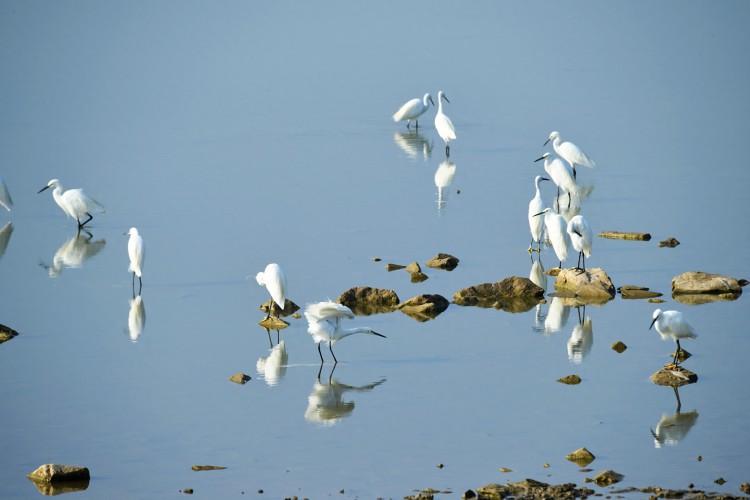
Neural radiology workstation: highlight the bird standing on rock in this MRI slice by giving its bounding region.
[649,309,697,365]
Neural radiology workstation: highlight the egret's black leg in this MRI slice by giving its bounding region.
[318,343,325,364]
[446,144,450,157]
[329,342,338,365]
[80,213,93,228]
[138,276,142,295]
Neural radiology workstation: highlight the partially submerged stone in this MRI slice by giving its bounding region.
[453,277,544,313]
[191,465,227,471]
[554,268,615,302]
[658,237,680,247]
[405,262,429,282]
[0,323,18,345]
[397,294,449,322]
[611,341,627,353]
[593,470,624,486]
[672,271,743,297]
[650,365,698,387]
[566,447,596,467]
[228,373,251,384]
[477,480,594,499]
[27,464,90,483]
[338,286,400,315]
[557,374,581,385]
[259,299,299,318]
[618,285,663,299]
[598,231,651,241]
[385,263,405,272]
[425,253,459,271]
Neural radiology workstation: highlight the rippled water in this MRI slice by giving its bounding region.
[1,2,749,498]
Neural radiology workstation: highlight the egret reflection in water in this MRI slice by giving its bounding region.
[39,231,106,278]
[543,296,571,335]
[0,176,12,212]
[0,222,13,262]
[393,130,433,161]
[304,365,386,426]
[651,387,699,448]
[435,159,456,215]
[567,308,593,364]
[127,295,146,342]
[256,340,288,387]
[529,255,548,333]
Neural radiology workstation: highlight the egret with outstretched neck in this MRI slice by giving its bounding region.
[434,91,456,157]
[305,301,386,364]
[38,179,105,229]
[544,131,595,178]
[392,93,434,129]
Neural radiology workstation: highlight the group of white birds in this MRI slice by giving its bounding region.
[392,91,456,157]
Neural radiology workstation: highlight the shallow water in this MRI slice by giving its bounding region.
[1,2,749,498]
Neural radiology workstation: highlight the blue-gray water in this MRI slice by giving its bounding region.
[1,2,749,498]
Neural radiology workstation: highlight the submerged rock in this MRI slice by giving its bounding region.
[566,447,596,467]
[397,294,449,322]
[259,299,299,318]
[554,268,615,302]
[618,285,663,299]
[228,373,251,384]
[672,271,744,303]
[658,237,680,247]
[405,261,429,282]
[593,470,624,486]
[338,286,400,315]
[191,465,227,471]
[557,375,582,385]
[27,464,90,483]
[385,263,405,272]
[611,341,628,353]
[598,231,651,241]
[453,277,544,313]
[425,253,459,271]
[0,323,18,345]
[476,479,595,499]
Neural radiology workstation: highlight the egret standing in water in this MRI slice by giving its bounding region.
[256,263,287,319]
[125,227,144,294]
[392,93,434,129]
[38,179,105,229]
[304,300,386,364]
[566,215,592,272]
[0,176,13,212]
[650,309,697,365]
[534,153,577,208]
[434,91,456,157]
[544,131,595,179]
[528,175,549,252]
[534,208,570,268]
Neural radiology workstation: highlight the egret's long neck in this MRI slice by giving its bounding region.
[52,186,64,208]
[437,98,444,114]
[552,136,561,153]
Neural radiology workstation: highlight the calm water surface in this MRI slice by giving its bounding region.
[1,2,749,498]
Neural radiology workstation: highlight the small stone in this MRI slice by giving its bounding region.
[658,237,680,247]
[191,465,227,471]
[425,253,459,271]
[371,257,381,262]
[557,375,582,385]
[258,489,264,494]
[0,323,19,344]
[228,373,251,384]
[566,447,596,467]
[498,467,512,473]
[618,285,663,299]
[697,455,702,461]
[543,463,550,468]
[714,477,726,485]
[437,463,444,469]
[183,488,194,494]
[740,482,750,494]
[611,341,627,353]
[462,490,477,500]
[593,470,624,486]
[385,263,405,272]
[648,298,667,303]
[338,488,345,493]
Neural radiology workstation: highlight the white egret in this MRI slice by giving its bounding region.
[125,227,144,294]
[544,131,595,178]
[566,215,592,272]
[534,153,577,208]
[37,179,105,229]
[528,175,549,251]
[304,300,386,364]
[650,309,697,365]
[392,93,435,129]
[256,263,287,319]
[434,91,456,157]
[534,208,570,268]
[0,176,13,212]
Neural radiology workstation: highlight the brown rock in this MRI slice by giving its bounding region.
[338,287,400,315]
[453,277,544,313]
[650,366,698,387]
[566,447,596,467]
[191,465,227,471]
[672,271,743,295]
[259,299,299,318]
[611,341,627,353]
[557,375,581,385]
[258,316,289,330]
[618,285,663,299]
[598,231,651,241]
[593,470,624,486]
[228,373,251,384]
[410,272,429,283]
[397,294,449,322]
[27,464,90,483]
[658,237,680,247]
[405,261,422,274]
[425,253,459,271]
[554,268,615,302]
[385,263,405,272]
[0,323,19,345]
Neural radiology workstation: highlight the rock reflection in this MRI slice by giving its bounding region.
[28,477,90,495]
[256,340,288,387]
[672,292,742,305]
[543,296,570,335]
[651,387,699,448]
[567,308,593,364]
[0,221,13,262]
[305,365,386,426]
[393,130,433,161]
[127,295,146,342]
[435,160,457,215]
[40,230,106,277]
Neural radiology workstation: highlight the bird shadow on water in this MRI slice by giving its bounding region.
[304,363,386,427]
[39,229,106,278]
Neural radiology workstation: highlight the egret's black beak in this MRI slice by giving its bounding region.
[429,96,435,106]
[533,211,546,217]
[37,185,50,194]
[373,331,386,338]
[543,137,551,146]
[649,318,657,330]
[444,95,450,104]
[541,177,550,181]
[534,155,545,163]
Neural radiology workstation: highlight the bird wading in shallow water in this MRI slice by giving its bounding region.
[256,263,287,320]
[125,227,144,294]
[392,93,434,129]
[528,175,550,252]
[38,179,105,229]
[649,309,697,365]
[434,91,456,157]
[544,131,595,179]
[304,300,386,364]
